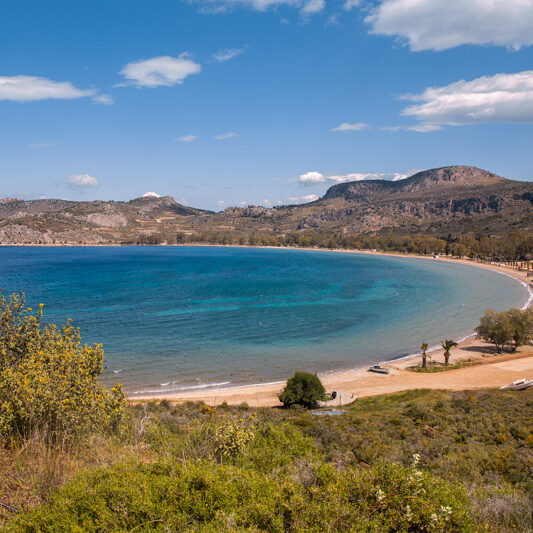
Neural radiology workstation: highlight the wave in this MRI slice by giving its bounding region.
[132,381,232,395]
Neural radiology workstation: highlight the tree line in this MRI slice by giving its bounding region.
[167,230,533,262]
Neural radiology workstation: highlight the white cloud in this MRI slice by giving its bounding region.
[325,13,340,26]
[380,124,442,133]
[67,174,99,188]
[176,134,198,142]
[343,0,360,10]
[366,0,533,51]
[301,0,325,15]
[118,55,201,88]
[285,194,320,204]
[299,171,326,184]
[400,70,533,127]
[298,170,413,186]
[192,0,320,15]
[217,200,226,206]
[301,194,319,202]
[142,191,161,198]
[92,94,114,105]
[215,131,239,140]
[0,75,95,102]
[330,122,439,133]
[331,121,368,132]
[402,124,442,132]
[212,48,245,62]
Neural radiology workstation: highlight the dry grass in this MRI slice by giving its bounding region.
[0,430,152,524]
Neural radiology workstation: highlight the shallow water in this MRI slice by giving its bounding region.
[0,246,527,394]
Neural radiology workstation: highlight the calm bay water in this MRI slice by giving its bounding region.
[0,246,528,394]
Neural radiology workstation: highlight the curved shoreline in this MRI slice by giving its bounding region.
[131,248,533,405]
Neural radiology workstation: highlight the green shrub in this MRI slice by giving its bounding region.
[213,419,255,460]
[10,456,472,532]
[245,422,318,471]
[0,292,127,443]
[278,372,327,408]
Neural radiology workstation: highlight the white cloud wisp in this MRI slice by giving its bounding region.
[176,134,198,142]
[118,55,201,88]
[285,194,320,204]
[331,121,368,132]
[92,94,114,105]
[212,48,246,62]
[298,170,413,186]
[215,131,239,140]
[0,75,96,102]
[67,174,99,188]
[194,0,323,15]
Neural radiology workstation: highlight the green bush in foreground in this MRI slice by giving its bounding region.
[213,419,255,460]
[10,456,471,532]
[278,372,327,408]
[0,292,127,443]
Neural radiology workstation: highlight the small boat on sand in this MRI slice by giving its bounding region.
[368,365,390,375]
[500,378,533,391]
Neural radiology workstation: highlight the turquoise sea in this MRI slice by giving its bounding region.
[0,246,528,395]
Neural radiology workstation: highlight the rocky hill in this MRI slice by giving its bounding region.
[323,166,506,200]
[0,196,212,244]
[1,166,533,244]
[290,166,533,234]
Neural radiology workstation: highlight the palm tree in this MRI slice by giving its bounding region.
[441,339,458,365]
[421,342,429,368]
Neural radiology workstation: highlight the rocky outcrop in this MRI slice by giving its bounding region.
[299,166,533,234]
[0,224,109,244]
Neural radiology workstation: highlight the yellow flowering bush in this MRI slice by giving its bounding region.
[213,418,255,460]
[0,292,127,443]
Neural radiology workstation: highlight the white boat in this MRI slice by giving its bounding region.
[500,378,533,391]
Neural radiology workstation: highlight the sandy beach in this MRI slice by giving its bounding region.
[130,249,533,406]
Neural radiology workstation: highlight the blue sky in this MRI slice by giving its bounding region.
[1,0,533,210]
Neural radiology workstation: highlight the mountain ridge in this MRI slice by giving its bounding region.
[322,166,511,202]
[2,165,533,244]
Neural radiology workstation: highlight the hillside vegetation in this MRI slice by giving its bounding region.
[2,389,532,531]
